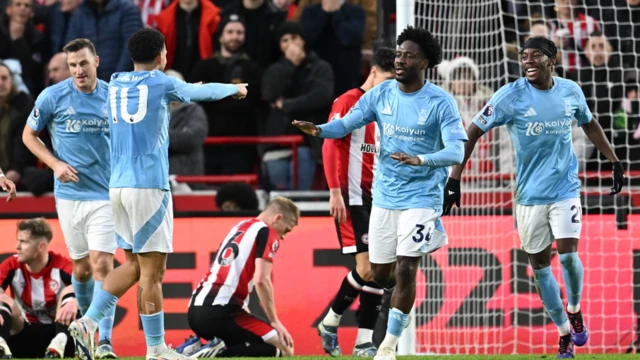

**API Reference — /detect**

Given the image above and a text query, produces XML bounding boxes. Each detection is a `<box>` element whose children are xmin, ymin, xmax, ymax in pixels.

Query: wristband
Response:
<box><xmin>61</xmin><ymin>292</ymin><xmax>76</xmax><ymax>306</ymax></box>
<box><xmin>0</xmin><ymin>173</ymin><xmax>4</xmax><ymax>179</ymax></box>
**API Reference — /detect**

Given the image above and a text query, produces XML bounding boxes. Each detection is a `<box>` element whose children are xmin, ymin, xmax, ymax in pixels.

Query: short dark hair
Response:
<box><xmin>216</xmin><ymin>182</ymin><xmax>259</xmax><ymax>211</ymax></box>
<box><xmin>63</xmin><ymin>38</ymin><xmax>97</xmax><ymax>56</ymax></box>
<box><xmin>530</xmin><ymin>19</ymin><xmax>551</xmax><ymax>32</ymax></box>
<box><xmin>17</xmin><ymin>218</ymin><xmax>53</xmax><ymax>242</ymax></box>
<box><xmin>371</xmin><ymin>47</ymin><xmax>395</xmax><ymax>73</ymax></box>
<box><xmin>127</xmin><ymin>28</ymin><xmax>165</xmax><ymax>64</ymax></box>
<box><xmin>397</xmin><ymin>26</ymin><xmax>442</xmax><ymax>68</ymax></box>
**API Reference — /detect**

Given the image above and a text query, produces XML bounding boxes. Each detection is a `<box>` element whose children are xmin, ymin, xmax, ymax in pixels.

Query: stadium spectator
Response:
<box><xmin>0</xmin><ymin>62</ymin><xmax>36</xmax><ymax>189</ymax></box>
<box><xmin>294</xmin><ymin>0</ymin><xmax>377</xmax><ymax>50</ymax></box>
<box><xmin>189</xmin><ymin>13</ymin><xmax>261</xmax><ymax>175</ymax></box>
<box><xmin>573</xmin><ymin>31</ymin><xmax>623</xmax><ymax>146</ymax></box>
<box><xmin>47</xmin><ymin>0</ymin><xmax>82</xmax><ymax>54</ymax></box>
<box><xmin>184</xmin><ymin>197</ymin><xmax>299</xmax><ymax>358</ymax></box>
<box><xmin>524</xmin><ymin>19</ymin><xmax>552</xmax><ymax>42</ymax></box>
<box><xmin>132</xmin><ymin>0</ymin><xmax>169</xmax><ymax>28</ymax></box>
<box><xmin>156</xmin><ymin>0</ymin><xmax>221</xmax><ymax>80</ymax></box>
<box><xmin>438</xmin><ymin>56</ymin><xmax>495</xmax><ymax>173</ymax></box>
<box><xmin>165</xmin><ymin>69</ymin><xmax>208</xmax><ymax>186</ymax></box>
<box><xmin>46</xmin><ymin>52</ymin><xmax>70</xmax><ymax>85</ymax></box>
<box><xmin>217</xmin><ymin>0</ymin><xmax>286</xmax><ymax>71</ymax></box>
<box><xmin>0</xmin><ymin>0</ymin><xmax>47</xmax><ymax>94</ymax></box>
<box><xmin>602</xmin><ymin>0</ymin><xmax>640</xmax><ymax>69</ymax></box>
<box><xmin>300</xmin><ymin>0</ymin><xmax>365</xmax><ymax>97</ymax></box>
<box><xmin>215</xmin><ymin>182</ymin><xmax>259</xmax><ymax>211</ymax></box>
<box><xmin>261</xmin><ymin>21</ymin><xmax>334</xmax><ymax>190</ymax></box>
<box><xmin>64</xmin><ymin>0</ymin><xmax>143</xmax><ymax>81</ymax></box>
<box><xmin>0</xmin><ymin>218</ymin><xmax>77</xmax><ymax>358</ymax></box>
<box><xmin>552</xmin><ymin>0</ymin><xmax>599</xmax><ymax>70</ymax></box>
<box><xmin>614</xmin><ymin>73</ymin><xmax>640</xmax><ymax>168</ymax></box>
<box><xmin>272</xmin><ymin>0</ymin><xmax>296</xmax><ymax>19</ymax></box>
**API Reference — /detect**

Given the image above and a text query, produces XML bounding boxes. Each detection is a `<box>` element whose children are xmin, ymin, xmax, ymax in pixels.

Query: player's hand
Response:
<box><xmin>56</xmin><ymin>298</ymin><xmax>78</xmax><ymax>326</ymax></box>
<box><xmin>329</xmin><ymin>189</ymin><xmax>347</xmax><ymax>223</ymax></box>
<box><xmin>291</xmin><ymin>120</ymin><xmax>321</xmax><ymax>136</ymax></box>
<box><xmin>390</xmin><ymin>152</ymin><xmax>421</xmax><ymax>166</ymax></box>
<box><xmin>610</xmin><ymin>161</ymin><xmax>624</xmax><ymax>195</ymax></box>
<box><xmin>271</xmin><ymin>320</ymin><xmax>294</xmax><ymax>348</ymax></box>
<box><xmin>442</xmin><ymin>177</ymin><xmax>461</xmax><ymax>215</ymax></box>
<box><xmin>0</xmin><ymin>175</ymin><xmax>17</xmax><ymax>202</ymax></box>
<box><xmin>233</xmin><ymin>83</ymin><xmax>248</xmax><ymax>99</ymax></box>
<box><xmin>53</xmin><ymin>161</ymin><xmax>79</xmax><ymax>183</ymax></box>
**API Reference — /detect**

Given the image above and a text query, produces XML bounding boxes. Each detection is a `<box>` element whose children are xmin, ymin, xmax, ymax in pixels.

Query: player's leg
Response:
<box><xmin>56</xmin><ymin>199</ymin><xmax>95</xmax><ymax>316</ymax></box>
<box><xmin>46</xmin><ymin>285</ymin><xmax>79</xmax><ymax>358</ymax></box>
<box><xmin>318</xmin><ymin>207</ymin><xmax>366</xmax><ymax>356</ymax></box>
<box><xmin>550</xmin><ymin>198</ymin><xmax>588</xmax><ymax>347</ymax></box>
<box><xmin>517</xmin><ymin>203</ymin><xmax>573</xmax><ymax>358</ymax></box>
<box><xmin>85</xmin><ymin>201</ymin><xmax>119</xmax><ymax>358</ymax></box>
<box><xmin>0</xmin><ymin>293</ymin><xmax>26</xmax><ymax>357</ymax></box>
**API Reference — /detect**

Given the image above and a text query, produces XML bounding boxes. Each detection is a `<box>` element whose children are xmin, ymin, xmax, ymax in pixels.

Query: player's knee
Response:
<box><xmin>281</xmin><ymin>346</ymin><xmax>294</xmax><ymax>357</ymax></box>
<box><xmin>355</xmin><ymin>262</ymin><xmax>373</xmax><ymax>283</ymax></box>
<box><xmin>371</xmin><ymin>267</ymin><xmax>393</xmax><ymax>289</ymax></box>
<box><xmin>139</xmin><ymin>265</ymin><xmax>165</xmax><ymax>284</ymax></box>
<box><xmin>395</xmin><ymin>259</ymin><xmax>419</xmax><ymax>286</ymax></box>
<box><xmin>91</xmin><ymin>253</ymin><xmax>114</xmax><ymax>280</ymax></box>
<box><xmin>559</xmin><ymin>252</ymin><xmax>578</xmax><ymax>269</ymax></box>
<box><xmin>73</xmin><ymin>257</ymin><xmax>93</xmax><ymax>282</ymax></box>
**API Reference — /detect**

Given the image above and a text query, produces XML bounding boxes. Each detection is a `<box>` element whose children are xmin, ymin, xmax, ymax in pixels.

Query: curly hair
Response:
<box><xmin>396</xmin><ymin>26</ymin><xmax>442</xmax><ymax>68</ymax></box>
<box><xmin>128</xmin><ymin>28</ymin><xmax>165</xmax><ymax>64</ymax></box>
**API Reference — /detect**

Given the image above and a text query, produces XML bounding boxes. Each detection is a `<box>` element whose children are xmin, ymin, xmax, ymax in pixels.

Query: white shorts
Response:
<box><xmin>109</xmin><ymin>188</ymin><xmax>173</xmax><ymax>254</ymax></box>
<box><xmin>515</xmin><ymin>197</ymin><xmax>582</xmax><ymax>254</ymax></box>
<box><xmin>56</xmin><ymin>199</ymin><xmax>117</xmax><ymax>260</ymax></box>
<box><xmin>368</xmin><ymin>206</ymin><xmax>448</xmax><ymax>264</ymax></box>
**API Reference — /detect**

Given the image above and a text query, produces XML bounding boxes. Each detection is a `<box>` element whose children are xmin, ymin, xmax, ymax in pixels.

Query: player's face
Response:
<box><xmin>395</xmin><ymin>40</ymin><xmax>427</xmax><ymax>84</ymax></box>
<box><xmin>220</xmin><ymin>22</ymin><xmax>245</xmax><ymax>55</ymax></box>
<box><xmin>521</xmin><ymin>48</ymin><xmax>554</xmax><ymax>84</ymax></box>
<box><xmin>67</xmin><ymin>48</ymin><xmax>99</xmax><ymax>91</ymax></box>
<box><xmin>271</xmin><ymin>215</ymin><xmax>296</xmax><ymax>239</ymax></box>
<box><xmin>0</xmin><ymin>66</ymin><xmax>12</xmax><ymax>99</ymax></box>
<box><xmin>16</xmin><ymin>230</ymin><xmax>43</xmax><ymax>263</ymax></box>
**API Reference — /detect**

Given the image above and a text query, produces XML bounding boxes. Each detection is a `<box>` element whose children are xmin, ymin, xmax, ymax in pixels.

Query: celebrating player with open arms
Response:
<box><xmin>442</xmin><ymin>37</ymin><xmax>625</xmax><ymax>358</ymax></box>
<box><xmin>22</xmin><ymin>39</ymin><xmax>119</xmax><ymax>359</ymax></box>
<box><xmin>293</xmin><ymin>26</ymin><xmax>467</xmax><ymax>360</ymax></box>
<box><xmin>68</xmin><ymin>28</ymin><xmax>247</xmax><ymax>360</ymax></box>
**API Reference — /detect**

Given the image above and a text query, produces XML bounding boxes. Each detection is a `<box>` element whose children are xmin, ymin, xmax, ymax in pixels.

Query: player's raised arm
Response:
<box><xmin>22</xmin><ymin>93</ymin><xmax>79</xmax><ymax>184</ymax></box>
<box><xmin>292</xmin><ymin>93</ymin><xmax>376</xmax><ymax>138</ymax></box>
<box><xmin>168</xmin><ymin>76</ymin><xmax>247</xmax><ymax>103</ymax></box>
<box><xmin>572</xmin><ymin>84</ymin><xmax>625</xmax><ymax>194</ymax></box>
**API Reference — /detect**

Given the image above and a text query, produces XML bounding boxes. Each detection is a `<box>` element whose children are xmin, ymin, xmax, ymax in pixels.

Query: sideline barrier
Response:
<box><xmin>0</xmin><ymin>215</ymin><xmax>638</xmax><ymax>355</ymax></box>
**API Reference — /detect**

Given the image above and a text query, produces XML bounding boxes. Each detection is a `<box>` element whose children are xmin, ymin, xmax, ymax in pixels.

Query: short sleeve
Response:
<box><xmin>439</xmin><ymin>96</ymin><xmax>469</xmax><ymax>142</ymax></box>
<box><xmin>164</xmin><ymin>75</ymin><xmax>191</xmax><ymax>103</ymax></box>
<box><xmin>254</xmin><ymin>226</ymin><xmax>280</xmax><ymax>262</ymax></box>
<box><xmin>472</xmin><ymin>87</ymin><xmax>513</xmax><ymax>132</ymax></box>
<box><xmin>0</xmin><ymin>256</ymin><xmax>18</xmax><ymax>291</ymax></box>
<box><xmin>573</xmin><ymin>83</ymin><xmax>592</xmax><ymax>126</ymax></box>
<box><xmin>28</xmin><ymin>89</ymin><xmax>55</xmax><ymax>132</ymax></box>
<box><xmin>60</xmin><ymin>257</ymin><xmax>73</xmax><ymax>286</ymax></box>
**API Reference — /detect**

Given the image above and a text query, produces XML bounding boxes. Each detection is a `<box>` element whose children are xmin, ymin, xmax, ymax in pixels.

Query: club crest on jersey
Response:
<box><xmin>417</xmin><ymin>109</ymin><xmax>428</xmax><ymax>125</ymax></box>
<box><xmin>49</xmin><ymin>279</ymin><xmax>59</xmax><ymax>292</ymax></box>
<box><xmin>482</xmin><ymin>104</ymin><xmax>493</xmax><ymax>118</ymax></box>
<box><xmin>361</xmin><ymin>234</ymin><xmax>369</xmax><ymax>245</ymax></box>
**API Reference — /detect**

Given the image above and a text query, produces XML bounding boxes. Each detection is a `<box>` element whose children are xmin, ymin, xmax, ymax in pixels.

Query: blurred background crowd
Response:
<box><xmin>0</xmin><ymin>0</ymin><xmax>638</xmax><ymax>197</ymax></box>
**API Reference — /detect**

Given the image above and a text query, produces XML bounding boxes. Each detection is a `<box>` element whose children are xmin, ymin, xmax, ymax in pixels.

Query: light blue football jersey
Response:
<box><xmin>28</xmin><ymin>78</ymin><xmax>110</xmax><ymax>201</ymax></box>
<box><xmin>472</xmin><ymin>77</ymin><xmax>592</xmax><ymax>205</ymax></box>
<box><xmin>107</xmin><ymin>70</ymin><xmax>239</xmax><ymax>190</ymax></box>
<box><xmin>318</xmin><ymin>80</ymin><xmax>468</xmax><ymax>210</ymax></box>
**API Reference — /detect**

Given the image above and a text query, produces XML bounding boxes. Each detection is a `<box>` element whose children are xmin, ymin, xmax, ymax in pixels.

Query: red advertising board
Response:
<box><xmin>0</xmin><ymin>215</ymin><xmax>637</xmax><ymax>355</ymax></box>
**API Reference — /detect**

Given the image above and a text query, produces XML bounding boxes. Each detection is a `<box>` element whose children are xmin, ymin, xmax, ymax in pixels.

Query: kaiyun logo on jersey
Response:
<box><xmin>382</xmin><ymin>123</ymin><xmax>426</xmax><ymax>138</ymax></box>
<box><xmin>525</xmin><ymin>119</ymin><xmax>572</xmax><ymax>136</ymax></box>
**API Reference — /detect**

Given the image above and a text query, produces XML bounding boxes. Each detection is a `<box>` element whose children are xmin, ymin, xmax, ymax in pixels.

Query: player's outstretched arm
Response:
<box><xmin>55</xmin><ymin>285</ymin><xmax>78</xmax><ymax>326</ymax></box>
<box><xmin>581</xmin><ymin>119</ymin><xmax>625</xmax><ymax>195</ymax></box>
<box><xmin>292</xmin><ymin>105</ymin><xmax>374</xmax><ymax>139</ymax></box>
<box><xmin>442</xmin><ymin>123</ymin><xmax>486</xmax><ymax>215</ymax></box>
<box><xmin>391</xmin><ymin>139</ymin><xmax>465</xmax><ymax>167</ymax></box>
<box><xmin>170</xmin><ymin>76</ymin><xmax>247</xmax><ymax>102</ymax></box>
<box><xmin>22</xmin><ymin>126</ymin><xmax>79</xmax><ymax>184</ymax></box>
<box><xmin>0</xmin><ymin>167</ymin><xmax>16</xmax><ymax>202</ymax></box>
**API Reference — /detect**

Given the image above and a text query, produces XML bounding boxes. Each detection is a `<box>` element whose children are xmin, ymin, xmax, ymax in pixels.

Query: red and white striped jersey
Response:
<box><xmin>322</xmin><ymin>88</ymin><xmax>379</xmax><ymax>206</ymax></box>
<box><xmin>190</xmin><ymin>219</ymin><xmax>281</xmax><ymax>308</ymax></box>
<box><xmin>0</xmin><ymin>252</ymin><xmax>72</xmax><ymax>324</ymax></box>
<box><xmin>554</xmin><ymin>13</ymin><xmax>599</xmax><ymax>69</ymax></box>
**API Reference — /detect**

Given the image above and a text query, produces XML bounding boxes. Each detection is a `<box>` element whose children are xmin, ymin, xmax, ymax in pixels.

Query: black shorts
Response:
<box><xmin>188</xmin><ymin>305</ymin><xmax>277</xmax><ymax>345</ymax></box>
<box><xmin>335</xmin><ymin>205</ymin><xmax>371</xmax><ymax>255</ymax></box>
<box><xmin>7</xmin><ymin>321</ymin><xmax>75</xmax><ymax>358</ymax></box>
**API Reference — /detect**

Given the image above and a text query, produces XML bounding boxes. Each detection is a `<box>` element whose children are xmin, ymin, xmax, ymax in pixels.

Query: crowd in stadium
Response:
<box><xmin>0</xmin><ymin>0</ymin><xmax>638</xmax><ymax>195</ymax></box>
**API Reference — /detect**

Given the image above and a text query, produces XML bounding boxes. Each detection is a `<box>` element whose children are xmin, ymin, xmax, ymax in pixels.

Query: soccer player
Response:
<box><xmin>316</xmin><ymin>47</ymin><xmax>395</xmax><ymax>357</ymax></box>
<box><xmin>0</xmin><ymin>218</ymin><xmax>78</xmax><ymax>358</ymax></box>
<box><xmin>68</xmin><ymin>28</ymin><xmax>248</xmax><ymax>360</ymax></box>
<box><xmin>178</xmin><ymin>197</ymin><xmax>299</xmax><ymax>358</ymax></box>
<box><xmin>0</xmin><ymin>167</ymin><xmax>17</xmax><ymax>202</ymax></box>
<box><xmin>442</xmin><ymin>37</ymin><xmax>625</xmax><ymax>358</ymax></box>
<box><xmin>22</xmin><ymin>38</ymin><xmax>119</xmax><ymax>359</ymax></box>
<box><xmin>293</xmin><ymin>26</ymin><xmax>468</xmax><ymax>360</ymax></box>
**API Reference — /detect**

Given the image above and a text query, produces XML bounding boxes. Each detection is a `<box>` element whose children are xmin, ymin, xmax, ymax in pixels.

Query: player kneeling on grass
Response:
<box><xmin>176</xmin><ymin>197</ymin><xmax>298</xmax><ymax>358</ymax></box>
<box><xmin>0</xmin><ymin>218</ymin><xmax>78</xmax><ymax>358</ymax></box>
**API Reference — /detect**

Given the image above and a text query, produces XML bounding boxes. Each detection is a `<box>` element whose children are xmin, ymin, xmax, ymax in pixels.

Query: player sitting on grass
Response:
<box><xmin>443</xmin><ymin>36</ymin><xmax>625</xmax><ymax>359</ymax></box>
<box><xmin>0</xmin><ymin>218</ymin><xmax>78</xmax><ymax>358</ymax></box>
<box><xmin>177</xmin><ymin>197</ymin><xmax>298</xmax><ymax>358</ymax></box>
